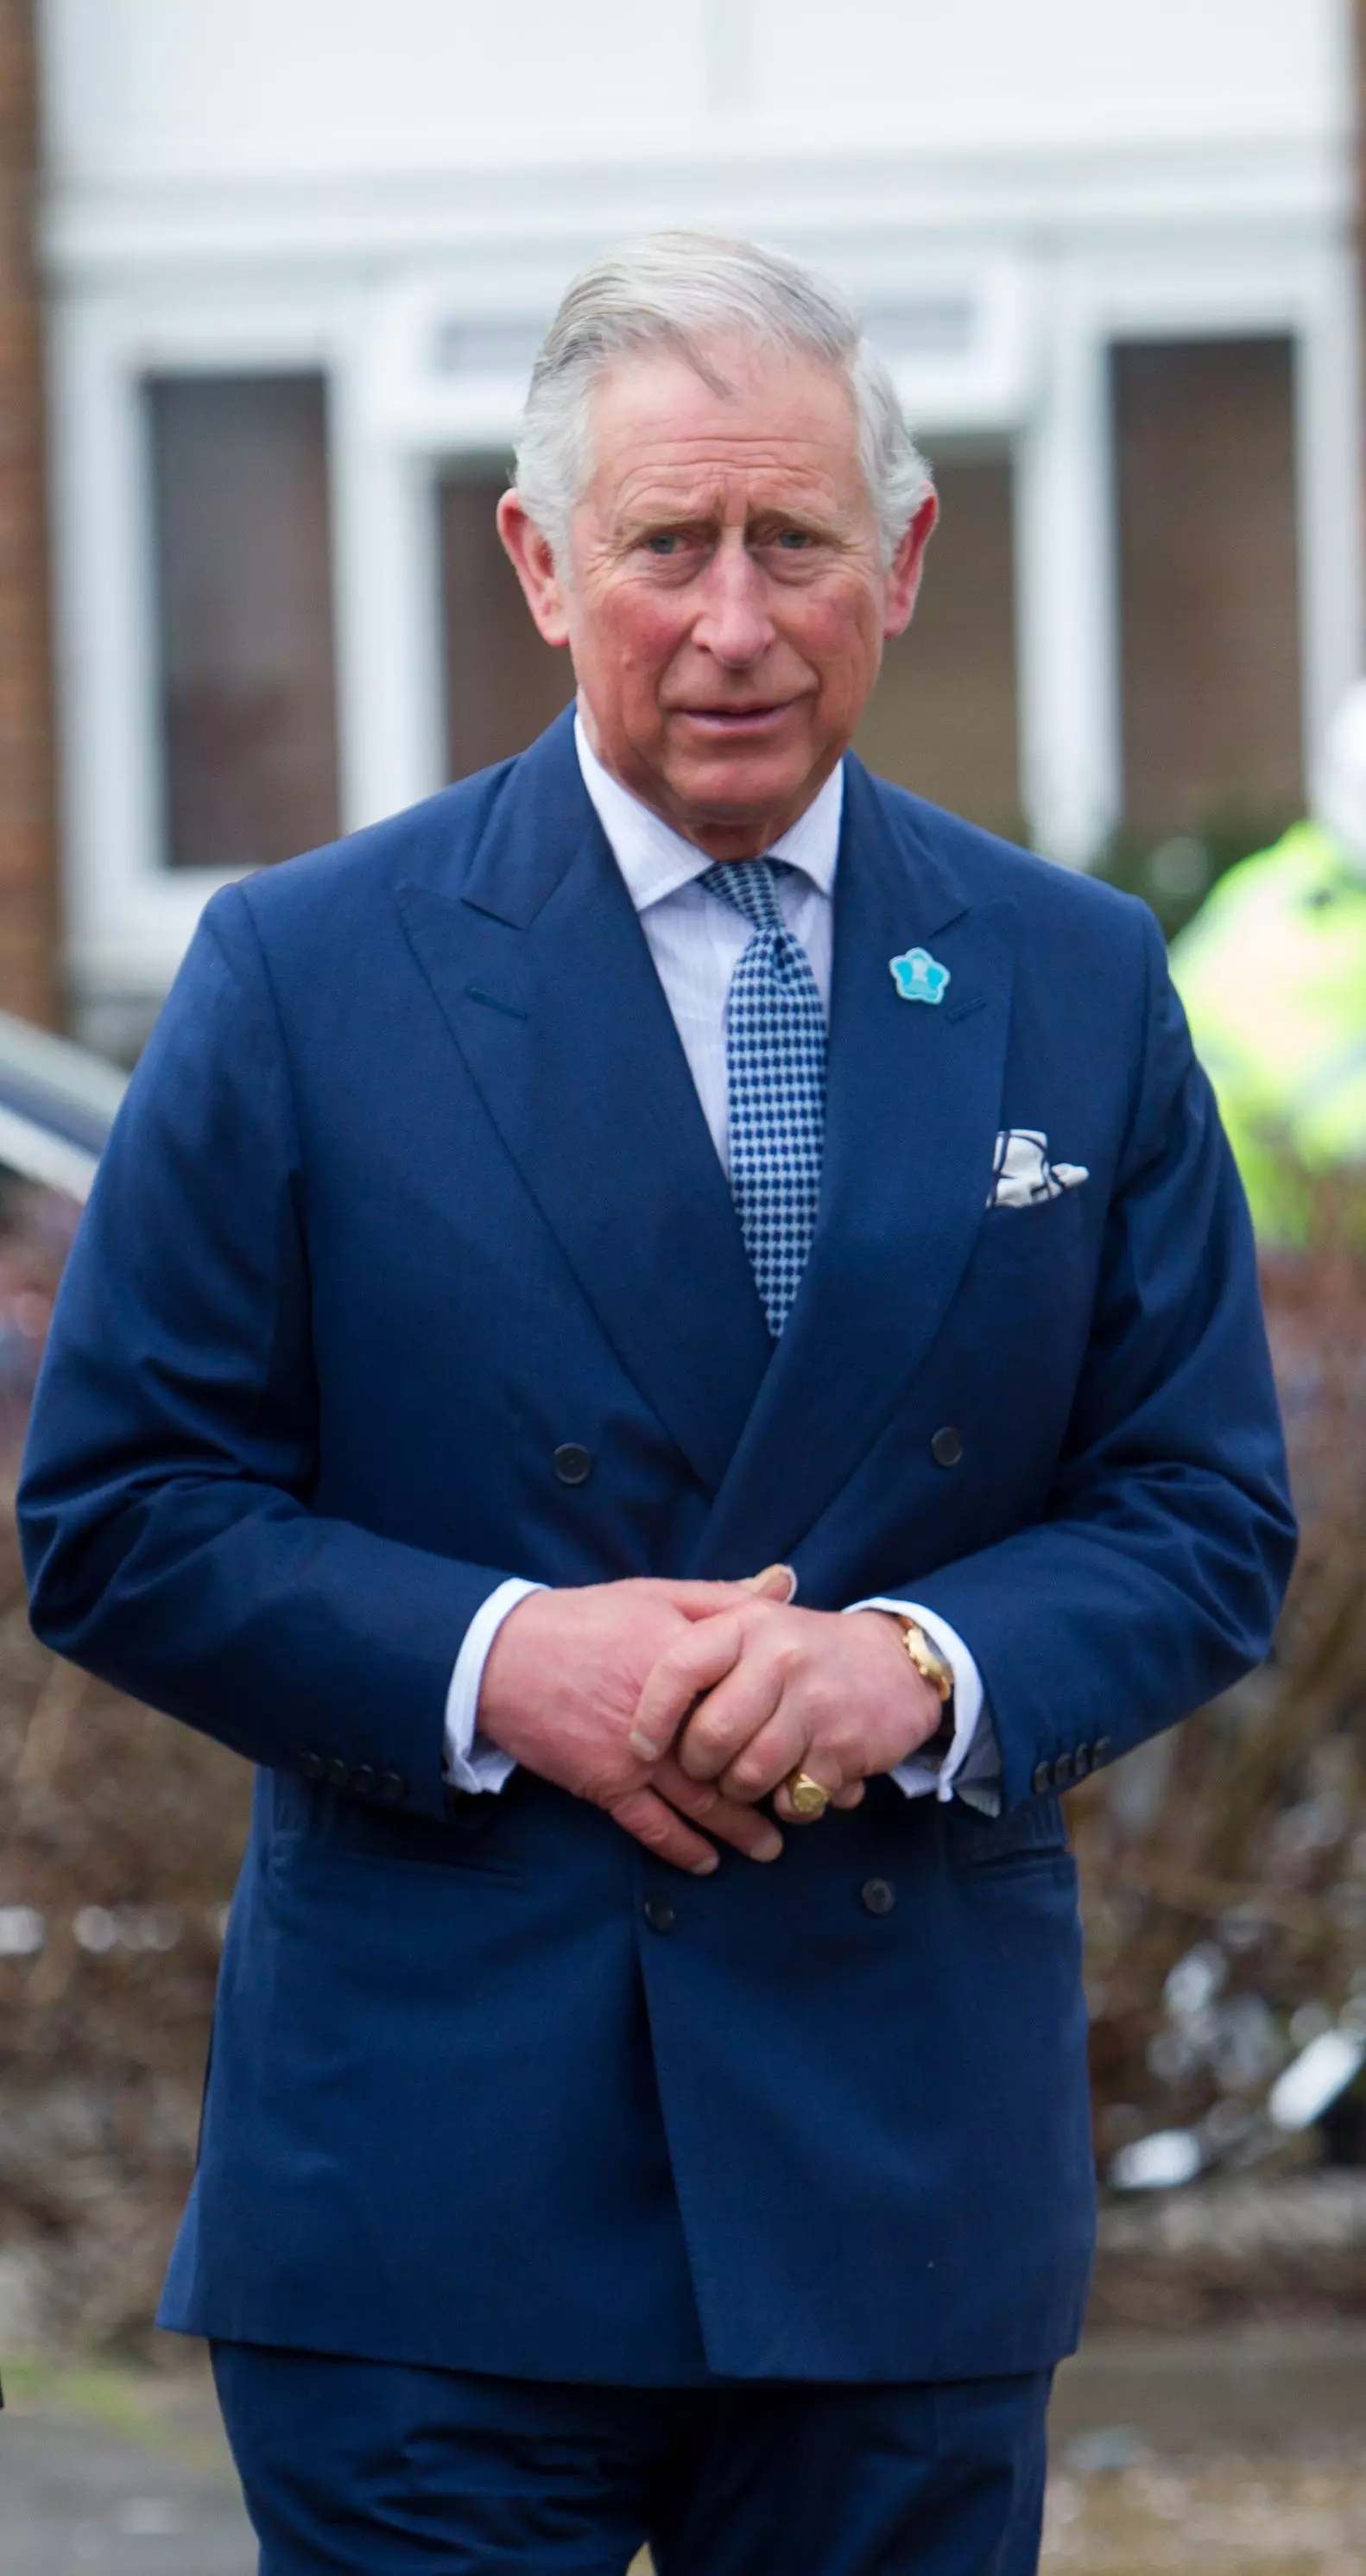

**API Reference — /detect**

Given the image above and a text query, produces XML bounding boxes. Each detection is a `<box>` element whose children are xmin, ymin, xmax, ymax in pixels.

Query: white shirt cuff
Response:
<box><xmin>843</xmin><ymin>1598</ymin><xmax>990</xmax><ymax>1803</ymax></box>
<box><xmin>443</xmin><ymin>1577</ymin><xmax>545</xmax><ymax>1795</ymax></box>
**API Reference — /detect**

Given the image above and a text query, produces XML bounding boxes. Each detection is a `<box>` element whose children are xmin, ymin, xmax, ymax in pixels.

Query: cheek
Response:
<box><xmin>787</xmin><ymin>592</ymin><xmax>883</xmax><ymax>702</ymax></box>
<box><xmin>582</xmin><ymin>598</ymin><xmax>686</xmax><ymax>706</ymax></box>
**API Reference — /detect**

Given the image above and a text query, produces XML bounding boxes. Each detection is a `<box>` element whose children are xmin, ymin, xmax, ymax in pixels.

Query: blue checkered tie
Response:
<box><xmin>700</xmin><ymin>859</ymin><xmax>826</xmax><ymax>1337</ymax></box>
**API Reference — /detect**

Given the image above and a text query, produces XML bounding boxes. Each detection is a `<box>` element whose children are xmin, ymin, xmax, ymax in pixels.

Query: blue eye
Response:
<box><xmin>647</xmin><ymin>533</ymin><xmax>682</xmax><ymax>554</ymax></box>
<box><xmin>776</xmin><ymin>528</ymin><xmax>813</xmax><ymax>549</ymax></box>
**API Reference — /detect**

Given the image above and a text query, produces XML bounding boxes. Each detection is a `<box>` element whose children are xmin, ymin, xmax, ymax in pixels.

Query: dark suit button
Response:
<box><xmin>325</xmin><ymin>1756</ymin><xmax>350</xmax><ymax>1790</ymax></box>
<box><xmin>930</xmin><ymin>1426</ymin><xmax>964</xmax><ymax>1469</ymax></box>
<box><xmin>443</xmin><ymin>1784</ymin><xmax>465</xmax><ymax>1818</ymax></box>
<box><xmin>1072</xmin><ymin>1744</ymin><xmax>1091</xmax><ymax>1781</ymax></box>
<box><xmin>379</xmin><ymin>1770</ymin><xmax>407</xmax><ymax>1806</ymax></box>
<box><xmin>644</xmin><ymin>1898</ymin><xmax>676</xmax><ymax>1934</ymax></box>
<box><xmin>300</xmin><ymin>1750</ymin><xmax>325</xmax><ymax>1783</ymax></box>
<box><xmin>1031</xmin><ymin>1760</ymin><xmax>1053</xmax><ymax>1795</ymax></box>
<box><xmin>1093</xmin><ymin>1737</ymin><xmax>1113</xmax><ymax>1767</ymax></box>
<box><xmin>1053</xmin><ymin>1751</ymin><xmax>1074</xmax><ymax>1788</ymax></box>
<box><xmin>350</xmin><ymin>1765</ymin><xmax>376</xmax><ymax>1799</ymax></box>
<box><xmin>861</xmin><ymin>1877</ymin><xmax>895</xmax><ymax>1917</ymax></box>
<box><xmin>553</xmin><ymin>1443</ymin><xmax>593</xmax><ymax>1486</ymax></box>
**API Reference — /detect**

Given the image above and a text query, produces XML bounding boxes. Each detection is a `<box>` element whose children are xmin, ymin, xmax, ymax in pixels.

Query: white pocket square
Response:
<box><xmin>987</xmin><ymin>1130</ymin><xmax>1089</xmax><ymax>1210</ymax></box>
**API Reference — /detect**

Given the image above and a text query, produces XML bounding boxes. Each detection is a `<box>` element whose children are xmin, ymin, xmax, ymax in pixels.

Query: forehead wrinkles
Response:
<box><xmin>601</xmin><ymin>437</ymin><xmax>861</xmax><ymax>531</ymax></box>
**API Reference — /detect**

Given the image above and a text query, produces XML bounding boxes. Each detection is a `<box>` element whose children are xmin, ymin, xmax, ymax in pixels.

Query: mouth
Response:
<box><xmin>673</xmin><ymin>703</ymin><xmax>795</xmax><ymax>736</ymax></box>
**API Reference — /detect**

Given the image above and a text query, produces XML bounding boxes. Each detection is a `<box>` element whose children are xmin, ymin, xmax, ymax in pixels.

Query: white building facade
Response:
<box><xmin>36</xmin><ymin>0</ymin><xmax>1360</xmax><ymax>1047</ymax></box>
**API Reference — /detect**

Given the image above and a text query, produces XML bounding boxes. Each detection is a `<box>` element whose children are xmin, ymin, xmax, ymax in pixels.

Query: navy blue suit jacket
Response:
<box><xmin>19</xmin><ymin>710</ymin><xmax>1293</xmax><ymax>2383</ymax></box>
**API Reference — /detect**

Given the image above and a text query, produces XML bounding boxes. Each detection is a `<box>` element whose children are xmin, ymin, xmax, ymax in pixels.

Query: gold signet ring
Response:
<box><xmin>787</xmin><ymin>1769</ymin><xmax>832</xmax><ymax>1819</ymax></box>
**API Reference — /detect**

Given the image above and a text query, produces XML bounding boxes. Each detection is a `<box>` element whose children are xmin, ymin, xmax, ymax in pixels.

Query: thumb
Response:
<box><xmin>743</xmin><ymin>1562</ymin><xmax>798</xmax><ymax>1604</ymax></box>
<box><xmin>660</xmin><ymin>1570</ymin><xmax>796</xmax><ymax>1620</ymax></box>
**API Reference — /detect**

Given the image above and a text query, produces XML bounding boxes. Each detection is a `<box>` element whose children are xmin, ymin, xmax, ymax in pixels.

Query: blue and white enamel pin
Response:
<box><xmin>889</xmin><ymin>946</ymin><xmax>951</xmax><ymax>1005</ymax></box>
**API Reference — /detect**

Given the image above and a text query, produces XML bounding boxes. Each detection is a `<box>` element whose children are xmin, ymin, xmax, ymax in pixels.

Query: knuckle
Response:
<box><xmin>687</xmin><ymin>1717</ymin><xmax>730</xmax><ymax>1765</ymax></box>
<box><xmin>730</xmin><ymin>1757</ymin><xmax>769</xmax><ymax>1798</ymax></box>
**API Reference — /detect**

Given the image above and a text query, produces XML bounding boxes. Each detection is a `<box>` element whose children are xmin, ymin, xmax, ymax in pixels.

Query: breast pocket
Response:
<box><xmin>976</xmin><ymin>1186</ymin><xmax>1089</xmax><ymax>1275</ymax></box>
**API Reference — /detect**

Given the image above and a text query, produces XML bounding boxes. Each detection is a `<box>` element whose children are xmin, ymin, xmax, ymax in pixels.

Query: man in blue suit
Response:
<box><xmin>20</xmin><ymin>235</ymin><xmax>1293</xmax><ymax>2573</ymax></box>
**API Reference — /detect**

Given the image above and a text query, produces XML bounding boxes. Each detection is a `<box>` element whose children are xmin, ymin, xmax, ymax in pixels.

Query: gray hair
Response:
<box><xmin>512</xmin><ymin>231</ymin><xmax>933</xmax><ymax>569</ymax></box>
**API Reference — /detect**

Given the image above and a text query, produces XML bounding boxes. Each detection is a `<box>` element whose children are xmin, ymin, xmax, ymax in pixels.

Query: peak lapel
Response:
<box><xmin>395</xmin><ymin>716</ymin><xmax>771</xmax><ymax>1498</ymax></box>
<box><xmin>693</xmin><ymin>766</ymin><xmax>1016</xmax><ymax>1574</ymax></box>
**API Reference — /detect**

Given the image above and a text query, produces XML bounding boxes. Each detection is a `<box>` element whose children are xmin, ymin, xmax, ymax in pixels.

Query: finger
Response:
<box><xmin>675</xmin><ymin>1649</ymin><xmax>787</xmax><ymax>1785</ymax></box>
<box><xmin>605</xmin><ymin>1785</ymin><xmax>720</xmax><ymax>1877</ymax></box>
<box><xmin>717</xmin><ymin>1705</ymin><xmax>813</xmax><ymax>1806</ymax></box>
<box><xmin>630</xmin><ymin>1614</ymin><xmax>744</xmax><ymax>1763</ymax></box>
<box><xmin>772</xmin><ymin>1767</ymin><xmax>844</xmax><ymax>1826</ymax></box>
<box><xmin>830</xmin><ymin>1781</ymin><xmax>866</xmax><ymax>1810</ymax></box>
<box><xmin>654</xmin><ymin>1756</ymin><xmax>784</xmax><ymax>1863</ymax></box>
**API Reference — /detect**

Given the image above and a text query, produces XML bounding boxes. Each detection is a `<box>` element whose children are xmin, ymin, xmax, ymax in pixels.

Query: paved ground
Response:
<box><xmin>0</xmin><ymin>2361</ymin><xmax>252</xmax><ymax>2575</ymax></box>
<box><xmin>3</xmin><ymin>2328</ymin><xmax>1366</xmax><ymax>2573</ymax></box>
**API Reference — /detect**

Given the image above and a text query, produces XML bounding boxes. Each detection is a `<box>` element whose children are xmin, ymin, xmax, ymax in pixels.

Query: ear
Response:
<box><xmin>496</xmin><ymin>491</ymin><xmax>572</xmax><ymax>649</ymax></box>
<box><xmin>882</xmin><ymin>492</ymin><xmax>939</xmax><ymax>642</ymax></box>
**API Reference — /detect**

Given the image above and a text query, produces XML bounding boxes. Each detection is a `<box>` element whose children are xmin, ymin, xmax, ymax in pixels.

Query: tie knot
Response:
<box><xmin>700</xmin><ymin>858</ymin><xmax>785</xmax><ymax>935</ymax></box>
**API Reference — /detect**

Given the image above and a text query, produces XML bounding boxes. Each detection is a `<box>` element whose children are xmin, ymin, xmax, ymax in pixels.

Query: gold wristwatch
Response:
<box><xmin>888</xmin><ymin>1614</ymin><xmax>956</xmax><ymax>1759</ymax></box>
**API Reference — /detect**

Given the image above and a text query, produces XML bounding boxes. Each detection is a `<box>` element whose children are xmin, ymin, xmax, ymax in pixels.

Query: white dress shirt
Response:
<box><xmin>444</xmin><ymin>713</ymin><xmax>992</xmax><ymax>1805</ymax></box>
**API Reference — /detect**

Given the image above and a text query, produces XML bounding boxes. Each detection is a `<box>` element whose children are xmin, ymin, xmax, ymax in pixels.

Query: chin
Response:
<box><xmin>667</xmin><ymin>750</ymin><xmax>811</xmax><ymax>820</ymax></box>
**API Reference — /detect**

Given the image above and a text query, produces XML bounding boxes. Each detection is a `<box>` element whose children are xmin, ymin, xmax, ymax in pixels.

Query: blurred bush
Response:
<box><xmin>0</xmin><ymin>1180</ymin><xmax>250</xmax><ymax>2351</ymax></box>
<box><xmin>1092</xmin><ymin>807</ymin><xmax>1292</xmax><ymax>941</ymax></box>
<box><xmin>1079</xmin><ymin>1178</ymin><xmax>1366</xmax><ymax>2195</ymax></box>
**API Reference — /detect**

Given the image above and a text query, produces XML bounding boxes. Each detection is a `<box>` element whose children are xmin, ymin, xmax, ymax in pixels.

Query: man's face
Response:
<box><xmin>498</xmin><ymin>341</ymin><xmax>937</xmax><ymax>858</ymax></box>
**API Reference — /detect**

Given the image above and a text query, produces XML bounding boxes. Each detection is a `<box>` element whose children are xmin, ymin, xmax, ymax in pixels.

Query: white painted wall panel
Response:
<box><xmin>41</xmin><ymin>0</ymin><xmax>713</xmax><ymax>178</ymax></box>
<box><xmin>753</xmin><ymin>0</ymin><xmax>1348</xmax><ymax>145</ymax></box>
<box><xmin>41</xmin><ymin>0</ymin><xmax>1349</xmax><ymax>181</ymax></box>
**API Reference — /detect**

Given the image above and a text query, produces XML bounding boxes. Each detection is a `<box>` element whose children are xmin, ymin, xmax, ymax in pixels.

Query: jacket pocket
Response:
<box><xmin>941</xmin><ymin>1793</ymin><xmax>1069</xmax><ymax>1872</ymax></box>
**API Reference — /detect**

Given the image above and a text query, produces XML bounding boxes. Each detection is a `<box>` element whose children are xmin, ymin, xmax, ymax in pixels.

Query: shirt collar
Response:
<box><xmin>573</xmin><ymin>708</ymin><xmax>843</xmax><ymax>918</ymax></box>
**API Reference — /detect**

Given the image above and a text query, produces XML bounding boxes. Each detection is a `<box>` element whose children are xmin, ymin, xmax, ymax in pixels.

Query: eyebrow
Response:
<box><xmin>617</xmin><ymin>499</ymin><xmax>844</xmax><ymax>543</ymax></box>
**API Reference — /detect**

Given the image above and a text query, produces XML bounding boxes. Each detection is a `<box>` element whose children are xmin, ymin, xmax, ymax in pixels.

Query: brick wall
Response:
<box><xmin>0</xmin><ymin>0</ymin><xmax>58</xmax><ymax>1028</ymax></box>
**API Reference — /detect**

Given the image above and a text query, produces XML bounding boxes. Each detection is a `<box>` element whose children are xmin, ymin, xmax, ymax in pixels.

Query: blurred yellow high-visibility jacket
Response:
<box><xmin>1169</xmin><ymin>821</ymin><xmax>1366</xmax><ymax>1239</ymax></box>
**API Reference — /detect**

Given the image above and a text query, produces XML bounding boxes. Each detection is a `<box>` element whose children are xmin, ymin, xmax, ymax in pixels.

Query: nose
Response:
<box><xmin>692</xmin><ymin>540</ymin><xmax>775</xmax><ymax>668</ymax></box>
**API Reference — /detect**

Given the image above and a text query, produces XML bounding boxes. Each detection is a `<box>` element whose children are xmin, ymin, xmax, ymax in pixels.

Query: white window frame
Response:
<box><xmin>48</xmin><ymin>288</ymin><xmax>364</xmax><ymax>1012</ymax></box>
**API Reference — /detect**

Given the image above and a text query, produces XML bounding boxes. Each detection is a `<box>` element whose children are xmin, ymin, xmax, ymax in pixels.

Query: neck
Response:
<box><xmin>575</xmin><ymin>710</ymin><xmax>836</xmax><ymax>860</ymax></box>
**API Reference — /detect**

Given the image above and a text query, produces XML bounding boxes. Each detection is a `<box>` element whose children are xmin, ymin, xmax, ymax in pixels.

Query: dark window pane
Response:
<box><xmin>1113</xmin><ymin>339</ymin><xmax>1303</xmax><ymax>845</ymax></box>
<box><xmin>149</xmin><ymin>374</ymin><xmax>340</xmax><ymax>870</ymax></box>
<box><xmin>440</xmin><ymin>468</ymin><xmax>574</xmax><ymax>778</ymax></box>
<box><xmin>854</xmin><ymin>452</ymin><xmax>1021</xmax><ymax>839</ymax></box>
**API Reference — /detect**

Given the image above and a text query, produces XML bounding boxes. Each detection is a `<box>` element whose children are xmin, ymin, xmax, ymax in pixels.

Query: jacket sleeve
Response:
<box><xmin>902</xmin><ymin>902</ymin><xmax>1297</xmax><ymax>1811</ymax></box>
<box><xmin>17</xmin><ymin>887</ymin><xmax>519</xmax><ymax>1823</ymax></box>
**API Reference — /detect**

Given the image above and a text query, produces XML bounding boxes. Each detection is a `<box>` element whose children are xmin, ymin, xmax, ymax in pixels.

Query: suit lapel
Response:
<box><xmin>693</xmin><ymin>763</ymin><xmax>1016</xmax><ymax>1573</ymax></box>
<box><xmin>395</xmin><ymin>714</ymin><xmax>772</xmax><ymax>1497</ymax></box>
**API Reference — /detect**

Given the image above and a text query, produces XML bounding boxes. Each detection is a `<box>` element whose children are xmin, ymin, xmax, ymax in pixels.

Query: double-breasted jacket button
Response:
<box><xmin>325</xmin><ymin>1756</ymin><xmax>350</xmax><ymax>1790</ymax></box>
<box><xmin>860</xmin><ymin>1877</ymin><xmax>895</xmax><ymax>1917</ymax></box>
<box><xmin>1093</xmin><ymin>1737</ymin><xmax>1113</xmax><ymax>1767</ymax></box>
<box><xmin>930</xmin><ymin>1426</ymin><xmax>964</xmax><ymax>1469</ymax></box>
<box><xmin>643</xmin><ymin>1897</ymin><xmax>676</xmax><ymax>1935</ymax></box>
<box><xmin>553</xmin><ymin>1443</ymin><xmax>594</xmax><ymax>1486</ymax></box>
<box><xmin>1072</xmin><ymin>1744</ymin><xmax>1092</xmax><ymax>1781</ymax></box>
<box><xmin>1053</xmin><ymin>1751</ymin><xmax>1074</xmax><ymax>1788</ymax></box>
<box><xmin>350</xmin><ymin>1765</ymin><xmax>376</xmax><ymax>1799</ymax></box>
<box><xmin>378</xmin><ymin>1770</ymin><xmax>408</xmax><ymax>1806</ymax></box>
<box><xmin>300</xmin><ymin>1750</ymin><xmax>325</xmax><ymax>1783</ymax></box>
<box><xmin>1031</xmin><ymin>1759</ymin><xmax>1053</xmax><ymax>1796</ymax></box>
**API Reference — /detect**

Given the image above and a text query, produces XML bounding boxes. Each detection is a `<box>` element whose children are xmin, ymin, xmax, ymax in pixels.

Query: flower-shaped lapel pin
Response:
<box><xmin>889</xmin><ymin>947</ymin><xmax>951</xmax><ymax>1005</ymax></box>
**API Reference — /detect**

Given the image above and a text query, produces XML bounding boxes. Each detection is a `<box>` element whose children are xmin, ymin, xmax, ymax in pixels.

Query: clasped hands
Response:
<box><xmin>476</xmin><ymin>1568</ymin><xmax>945</xmax><ymax>1876</ymax></box>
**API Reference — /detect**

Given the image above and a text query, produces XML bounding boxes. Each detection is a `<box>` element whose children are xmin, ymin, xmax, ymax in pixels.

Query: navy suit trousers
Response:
<box><xmin>212</xmin><ymin>2343</ymin><xmax>1051</xmax><ymax>2576</ymax></box>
